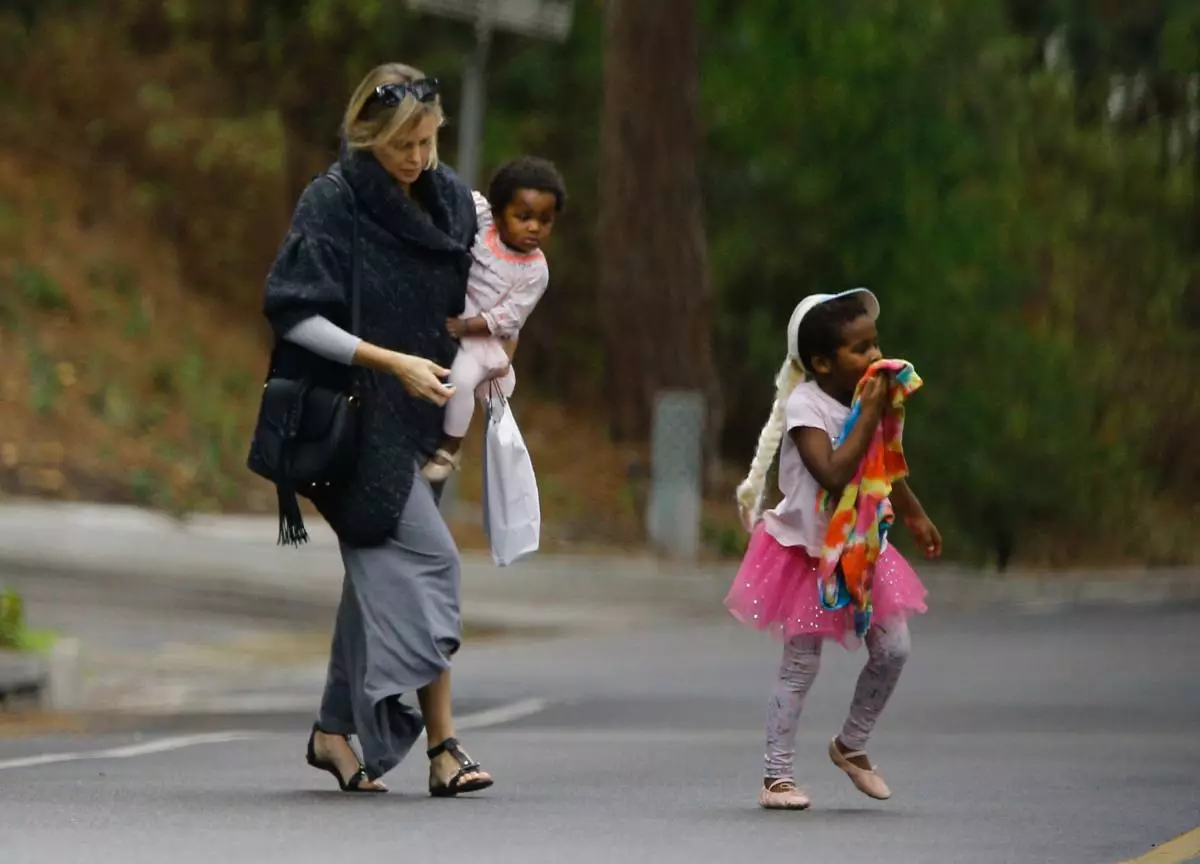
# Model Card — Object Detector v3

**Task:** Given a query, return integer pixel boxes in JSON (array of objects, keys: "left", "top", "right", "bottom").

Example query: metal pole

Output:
[
  {"left": 455, "top": 6, "right": 493, "bottom": 188},
  {"left": 647, "top": 390, "right": 705, "bottom": 560},
  {"left": 441, "top": 3, "right": 494, "bottom": 520}
]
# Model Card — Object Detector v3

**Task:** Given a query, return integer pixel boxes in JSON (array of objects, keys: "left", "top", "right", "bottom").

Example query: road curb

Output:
[
  {"left": 916, "top": 564, "right": 1200, "bottom": 609},
  {"left": 0, "top": 501, "right": 1198, "bottom": 631}
]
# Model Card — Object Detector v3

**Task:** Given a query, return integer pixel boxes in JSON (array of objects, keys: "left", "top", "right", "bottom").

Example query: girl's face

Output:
[
  {"left": 496, "top": 188, "right": 557, "bottom": 254},
  {"left": 813, "top": 314, "right": 883, "bottom": 402},
  {"left": 373, "top": 113, "right": 440, "bottom": 189}
]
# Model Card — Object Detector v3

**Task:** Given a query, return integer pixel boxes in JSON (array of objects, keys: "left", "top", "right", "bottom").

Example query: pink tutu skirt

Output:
[{"left": 725, "top": 524, "right": 928, "bottom": 650}]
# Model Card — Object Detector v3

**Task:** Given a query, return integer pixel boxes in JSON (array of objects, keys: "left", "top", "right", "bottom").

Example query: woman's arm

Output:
[
  {"left": 283, "top": 314, "right": 454, "bottom": 406},
  {"left": 282, "top": 315, "right": 361, "bottom": 365}
]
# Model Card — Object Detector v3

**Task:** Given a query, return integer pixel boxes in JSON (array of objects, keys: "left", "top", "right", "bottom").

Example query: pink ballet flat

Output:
[
  {"left": 421, "top": 449, "right": 461, "bottom": 482},
  {"left": 758, "top": 778, "right": 811, "bottom": 810},
  {"left": 828, "top": 738, "right": 891, "bottom": 800}
]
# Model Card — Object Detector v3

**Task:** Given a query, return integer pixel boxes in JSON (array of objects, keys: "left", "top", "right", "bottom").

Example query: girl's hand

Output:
[
  {"left": 860, "top": 373, "right": 891, "bottom": 420},
  {"left": 387, "top": 352, "right": 455, "bottom": 406},
  {"left": 904, "top": 514, "right": 942, "bottom": 559},
  {"left": 446, "top": 316, "right": 489, "bottom": 340},
  {"left": 484, "top": 362, "right": 511, "bottom": 382}
]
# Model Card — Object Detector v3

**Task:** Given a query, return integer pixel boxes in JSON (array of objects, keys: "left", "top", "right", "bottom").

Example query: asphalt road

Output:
[{"left": 1, "top": 606, "right": 1198, "bottom": 864}]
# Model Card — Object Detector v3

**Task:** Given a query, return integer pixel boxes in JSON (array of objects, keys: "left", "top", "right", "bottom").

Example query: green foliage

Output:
[
  {"left": 0, "top": 0, "right": 1194, "bottom": 563},
  {"left": 0, "top": 588, "right": 23, "bottom": 650},
  {"left": 699, "top": 0, "right": 1198, "bottom": 562},
  {"left": 13, "top": 262, "right": 67, "bottom": 310},
  {"left": 0, "top": 587, "right": 58, "bottom": 652},
  {"left": 25, "top": 337, "right": 60, "bottom": 415}
]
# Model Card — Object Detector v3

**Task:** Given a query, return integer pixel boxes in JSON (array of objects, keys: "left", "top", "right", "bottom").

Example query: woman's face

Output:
[{"left": 372, "top": 113, "right": 440, "bottom": 188}]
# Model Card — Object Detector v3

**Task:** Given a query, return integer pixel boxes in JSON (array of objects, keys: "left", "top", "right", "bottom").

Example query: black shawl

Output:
[{"left": 259, "top": 143, "right": 475, "bottom": 547}]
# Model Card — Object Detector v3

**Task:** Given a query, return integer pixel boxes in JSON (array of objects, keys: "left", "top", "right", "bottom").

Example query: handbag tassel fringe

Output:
[{"left": 276, "top": 483, "right": 309, "bottom": 547}]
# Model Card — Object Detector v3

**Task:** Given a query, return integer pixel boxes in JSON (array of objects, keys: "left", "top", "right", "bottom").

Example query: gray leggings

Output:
[{"left": 764, "top": 620, "right": 912, "bottom": 780}]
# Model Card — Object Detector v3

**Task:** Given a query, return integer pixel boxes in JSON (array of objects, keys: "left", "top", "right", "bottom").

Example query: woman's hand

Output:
[
  {"left": 351, "top": 342, "right": 454, "bottom": 405},
  {"left": 388, "top": 353, "right": 454, "bottom": 405}
]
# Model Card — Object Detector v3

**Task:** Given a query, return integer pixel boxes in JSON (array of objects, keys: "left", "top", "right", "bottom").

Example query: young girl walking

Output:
[
  {"left": 422, "top": 156, "right": 566, "bottom": 481},
  {"left": 725, "top": 288, "right": 942, "bottom": 811}
]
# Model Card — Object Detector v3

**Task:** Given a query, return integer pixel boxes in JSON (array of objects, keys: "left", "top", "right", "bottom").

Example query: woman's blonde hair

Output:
[
  {"left": 342, "top": 62, "right": 445, "bottom": 166},
  {"left": 735, "top": 357, "right": 806, "bottom": 531}
]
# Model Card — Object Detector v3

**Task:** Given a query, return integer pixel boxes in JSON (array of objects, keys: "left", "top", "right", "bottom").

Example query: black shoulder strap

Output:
[{"left": 324, "top": 170, "right": 360, "bottom": 336}]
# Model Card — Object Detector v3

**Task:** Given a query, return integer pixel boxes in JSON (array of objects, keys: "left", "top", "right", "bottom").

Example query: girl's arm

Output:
[
  {"left": 792, "top": 376, "right": 890, "bottom": 494},
  {"left": 472, "top": 191, "right": 493, "bottom": 229},
  {"left": 793, "top": 421, "right": 877, "bottom": 496},
  {"left": 451, "top": 269, "right": 548, "bottom": 340},
  {"left": 448, "top": 315, "right": 491, "bottom": 338},
  {"left": 481, "top": 267, "right": 549, "bottom": 339},
  {"left": 890, "top": 478, "right": 927, "bottom": 524},
  {"left": 891, "top": 477, "right": 943, "bottom": 558}
]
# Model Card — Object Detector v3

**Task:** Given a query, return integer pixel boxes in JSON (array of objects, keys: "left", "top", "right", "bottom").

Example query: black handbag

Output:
[{"left": 247, "top": 170, "right": 362, "bottom": 546}]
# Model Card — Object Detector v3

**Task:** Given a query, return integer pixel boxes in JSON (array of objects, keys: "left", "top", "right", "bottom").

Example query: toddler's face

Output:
[
  {"left": 829, "top": 315, "right": 883, "bottom": 397},
  {"left": 497, "top": 188, "right": 557, "bottom": 254}
]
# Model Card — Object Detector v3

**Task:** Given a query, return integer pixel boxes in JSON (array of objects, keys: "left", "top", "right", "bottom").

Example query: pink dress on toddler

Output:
[
  {"left": 725, "top": 380, "right": 928, "bottom": 650},
  {"left": 443, "top": 192, "right": 550, "bottom": 438}
]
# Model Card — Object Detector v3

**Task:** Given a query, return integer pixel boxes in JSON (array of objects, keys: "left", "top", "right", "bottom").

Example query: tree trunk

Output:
[
  {"left": 1195, "top": 28, "right": 1200, "bottom": 253},
  {"left": 597, "top": 0, "right": 723, "bottom": 477}
]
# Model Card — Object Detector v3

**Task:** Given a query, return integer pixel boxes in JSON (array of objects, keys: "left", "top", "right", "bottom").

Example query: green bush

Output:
[{"left": 0, "top": 588, "right": 25, "bottom": 650}]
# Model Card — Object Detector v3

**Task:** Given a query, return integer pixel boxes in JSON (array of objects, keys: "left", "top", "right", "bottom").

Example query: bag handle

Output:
[
  {"left": 487, "top": 379, "right": 508, "bottom": 413},
  {"left": 324, "top": 170, "right": 361, "bottom": 336}
]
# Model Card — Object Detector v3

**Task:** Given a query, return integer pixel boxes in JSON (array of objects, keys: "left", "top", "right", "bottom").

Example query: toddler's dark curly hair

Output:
[{"left": 487, "top": 156, "right": 567, "bottom": 214}]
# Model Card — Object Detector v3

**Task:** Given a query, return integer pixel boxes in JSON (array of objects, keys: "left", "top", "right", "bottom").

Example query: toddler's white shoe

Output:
[{"left": 421, "top": 449, "right": 461, "bottom": 482}]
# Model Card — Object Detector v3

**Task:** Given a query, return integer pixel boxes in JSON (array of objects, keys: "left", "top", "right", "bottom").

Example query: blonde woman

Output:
[{"left": 256, "top": 63, "right": 492, "bottom": 796}]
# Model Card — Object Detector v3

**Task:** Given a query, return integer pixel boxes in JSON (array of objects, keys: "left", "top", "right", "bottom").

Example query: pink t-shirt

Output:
[{"left": 763, "top": 380, "right": 885, "bottom": 556}]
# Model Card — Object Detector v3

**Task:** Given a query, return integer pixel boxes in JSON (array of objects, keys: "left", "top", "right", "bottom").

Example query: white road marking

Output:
[
  {"left": 0, "top": 697, "right": 551, "bottom": 771},
  {"left": 0, "top": 732, "right": 261, "bottom": 771},
  {"left": 454, "top": 697, "right": 549, "bottom": 732}
]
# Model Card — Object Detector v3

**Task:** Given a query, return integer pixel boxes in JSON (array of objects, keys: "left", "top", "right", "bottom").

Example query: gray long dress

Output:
[{"left": 315, "top": 467, "right": 460, "bottom": 779}]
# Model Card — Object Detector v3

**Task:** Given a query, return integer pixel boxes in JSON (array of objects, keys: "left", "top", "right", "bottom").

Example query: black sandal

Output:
[
  {"left": 427, "top": 736, "right": 493, "bottom": 797},
  {"left": 305, "top": 722, "right": 387, "bottom": 794}
]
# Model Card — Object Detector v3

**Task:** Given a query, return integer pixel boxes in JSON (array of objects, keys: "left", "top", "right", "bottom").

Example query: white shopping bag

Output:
[{"left": 482, "top": 388, "right": 541, "bottom": 567}]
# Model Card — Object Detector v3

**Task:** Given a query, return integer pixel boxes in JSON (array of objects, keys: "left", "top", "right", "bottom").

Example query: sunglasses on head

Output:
[{"left": 365, "top": 77, "right": 440, "bottom": 111}]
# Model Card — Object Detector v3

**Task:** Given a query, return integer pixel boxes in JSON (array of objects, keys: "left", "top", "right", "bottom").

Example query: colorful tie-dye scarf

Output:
[{"left": 816, "top": 359, "right": 923, "bottom": 637}]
